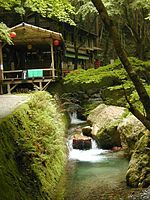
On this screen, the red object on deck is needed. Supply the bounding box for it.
[53,40,60,46]
[9,32,16,38]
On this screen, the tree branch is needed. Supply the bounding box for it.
[91,0,150,130]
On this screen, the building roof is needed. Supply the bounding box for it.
[10,22,63,45]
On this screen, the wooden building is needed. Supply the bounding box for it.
[0,22,64,94]
[27,16,101,72]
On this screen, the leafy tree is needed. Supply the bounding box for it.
[131,0,150,19]
[102,0,150,59]
[78,0,150,60]
[91,0,150,130]
[0,0,75,25]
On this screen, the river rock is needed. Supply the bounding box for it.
[82,126,93,137]
[126,132,150,188]
[117,113,146,156]
[87,104,126,149]
[128,186,150,200]
[72,134,92,150]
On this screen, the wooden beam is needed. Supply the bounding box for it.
[3,78,54,84]
[0,41,4,94]
[32,83,40,91]
[6,83,18,94]
[39,81,42,90]
[10,84,18,93]
[0,41,4,81]
[42,80,52,91]
[0,84,3,95]
[50,39,55,78]
[7,84,11,94]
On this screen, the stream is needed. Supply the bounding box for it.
[63,113,142,200]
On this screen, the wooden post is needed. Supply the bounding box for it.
[7,84,11,94]
[39,81,42,91]
[0,41,3,94]
[50,39,55,78]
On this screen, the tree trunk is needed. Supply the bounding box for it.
[135,39,145,60]
[91,0,150,130]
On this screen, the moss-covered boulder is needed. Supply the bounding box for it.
[95,125,122,149]
[118,114,146,156]
[126,132,150,188]
[87,104,126,149]
[0,91,67,200]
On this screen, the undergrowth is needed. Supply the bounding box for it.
[0,91,67,200]
[63,57,150,113]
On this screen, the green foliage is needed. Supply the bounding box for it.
[64,57,149,86]
[0,91,67,199]
[101,0,150,19]
[83,101,101,116]
[129,85,150,111]
[64,59,127,86]
[131,0,150,19]
[0,0,17,10]
[102,0,124,16]
[73,0,98,19]
[0,0,75,25]
[63,57,150,109]
[0,22,13,44]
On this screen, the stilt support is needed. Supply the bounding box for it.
[6,84,18,94]
[0,84,3,95]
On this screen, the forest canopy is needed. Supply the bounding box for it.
[0,0,75,25]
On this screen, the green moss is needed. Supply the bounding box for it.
[126,133,150,187]
[0,91,67,199]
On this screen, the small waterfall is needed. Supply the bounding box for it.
[67,113,109,162]
[68,138,109,162]
[69,111,86,125]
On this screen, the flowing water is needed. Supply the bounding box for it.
[63,113,136,200]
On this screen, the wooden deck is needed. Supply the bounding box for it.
[0,23,64,94]
[1,68,56,94]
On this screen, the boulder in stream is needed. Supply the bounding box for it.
[87,104,126,149]
[72,134,92,150]
[117,113,146,156]
[82,126,93,137]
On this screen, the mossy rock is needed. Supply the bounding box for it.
[118,114,146,156]
[126,132,150,188]
[96,125,121,149]
[87,104,126,149]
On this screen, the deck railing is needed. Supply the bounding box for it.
[3,68,55,80]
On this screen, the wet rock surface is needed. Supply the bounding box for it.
[88,104,126,149]
[128,187,150,200]
[82,126,93,137]
[72,134,92,150]
[126,132,150,188]
[118,113,146,155]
